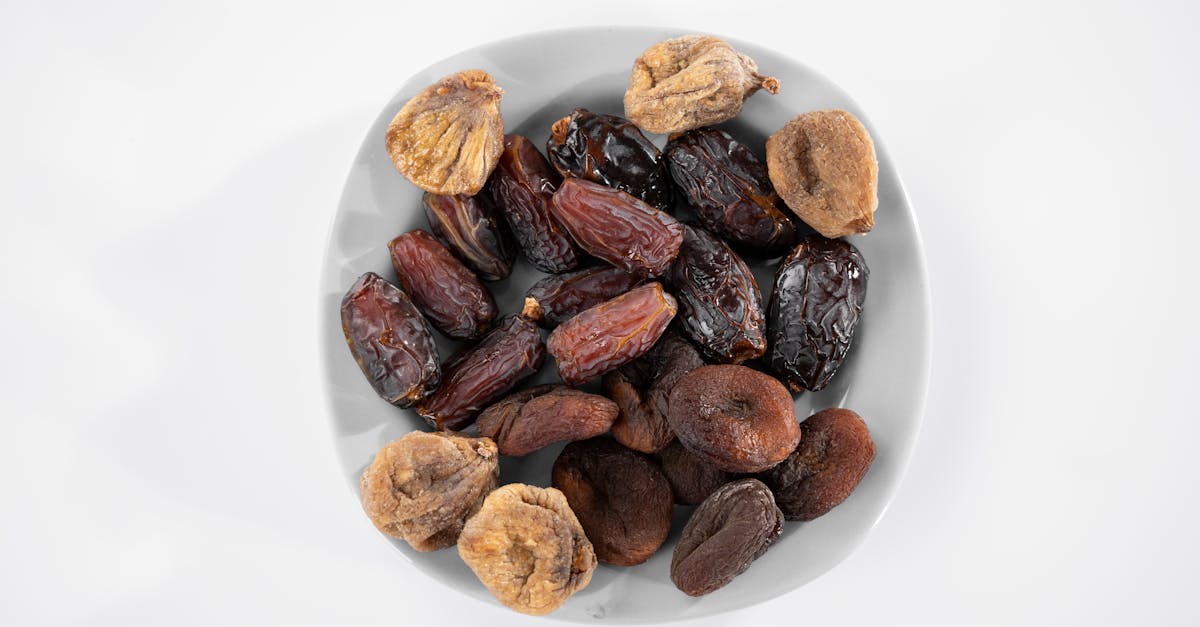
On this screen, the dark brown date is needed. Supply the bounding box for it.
[521,266,642,329]
[759,408,875,520]
[601,331,704,453]
[340,272,440,407]
[767,234,869,391]
[670,225,767,364]
[388,229,497,340]
[547,283,677,386]
[665,127,799,254]
[476,385,618,456]
[422,192,515,281]
[487,134,583,273]
[417,315,544,430]
[546,108,673,211]
[550,179,684,277]
[552,438,673,566]
[658,440,737,505]
[670,478,783,596]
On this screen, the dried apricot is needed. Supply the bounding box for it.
[759,408,875,520]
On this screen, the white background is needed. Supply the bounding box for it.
[3,1,1198,625]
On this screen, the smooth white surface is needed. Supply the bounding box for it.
[2,2,1198,625]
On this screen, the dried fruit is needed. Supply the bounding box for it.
[422,191,515,281]
[766,110,878,238]
[476,385,618,456]
[340,272,440,407]
[664,127,799,253]
[388,229,497,340]
[547,283,677,386]
[658,440,736,505]
[359,431,498,551]
[385,69,505,195]
[601,332,704,453]
[670,478,783,596]
[767,234,869,392]
[546,108,673,211]
[417,315,544,430]
[487,134,583,273]
[625,35,779,135]
[522,266,643,329]
[670,225,767,364]
[550,178,684,277]
[759,408,875,520]
[458,484,595,615]
[667,365,800,473]
[552,438,673,566]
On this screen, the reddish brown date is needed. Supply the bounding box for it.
[521,266,643,329]
[547,283,677,386]
[545,108,673,211]
[602,332,704,453]
[476,385,618,456]
[417,315,544,430]
[550,178,684,277]
[389,230,497,340]
[670,225,767,364]
[487,134,583,273]
[422,192,515,281]
[340,272,440,407]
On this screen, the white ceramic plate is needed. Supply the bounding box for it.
[319,26,930,623]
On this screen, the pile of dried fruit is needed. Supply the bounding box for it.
[342,33,882,615]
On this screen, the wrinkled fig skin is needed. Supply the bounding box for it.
[552,438,674,566]
[476,385,619,456]
[422,192,515,281]
[458,484,596,616]
[670,479,784,596]
[388,230,497,340]
[417,315,544,430]
[759,408,875,521]
[385,70,504,196]
[659,440,737,505]
[359,431,498,551]
[550,179,685,277]
[487,134,583,273]
[546,108,673,211]
[667,365,801,473]
[767,234,869,392]
[665,128,800,254]
[522,266,643,329]
[602,332,705,453]
[340,272,440,407]
[547,283,678,386]
[670,225,767,364]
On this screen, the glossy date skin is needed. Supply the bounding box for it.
[522,266,643,329]
[550,179,684,277]
[422,192,515,281]
[767,234,869,392]
[670,225,767,364]
[340,272,440,407]
[665,127,799,254]
[417,315,545,430]
[388,229,497,340]
[487,134,583,273]
[546,108,673,211]
[547,283,677,386]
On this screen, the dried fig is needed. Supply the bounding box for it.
[476,385,618,456]
[601,332,704,453]
[759,408,875,520]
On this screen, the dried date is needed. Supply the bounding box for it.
[601,332,704,453]
[389,229,497,340]
[767,234,868,392]
[521,266,642,329]
[659,440,737,505]
[422,191,515,281]
[550,178,684,277]
[759,408,875,520]
[546,108,673,211]
[476,385,618,456]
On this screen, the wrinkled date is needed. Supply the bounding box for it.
[422,192,515,281]
[664,127,799,254]
[659,440,737,505]
[759,408,875,521]
[552,438,674,566]
[522,266,643,329]
[767,234,869,392]
[602,332,704,453]
[487,134,583,273]
[670,225,767,364]
[340,272,440,407]
[550,179,684,277]
[546,108,673,211]
[670,478,784,596]
[389,230,497,340]
[418,315,544,430]
[547,283,677,386]
[476,385,618,456]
